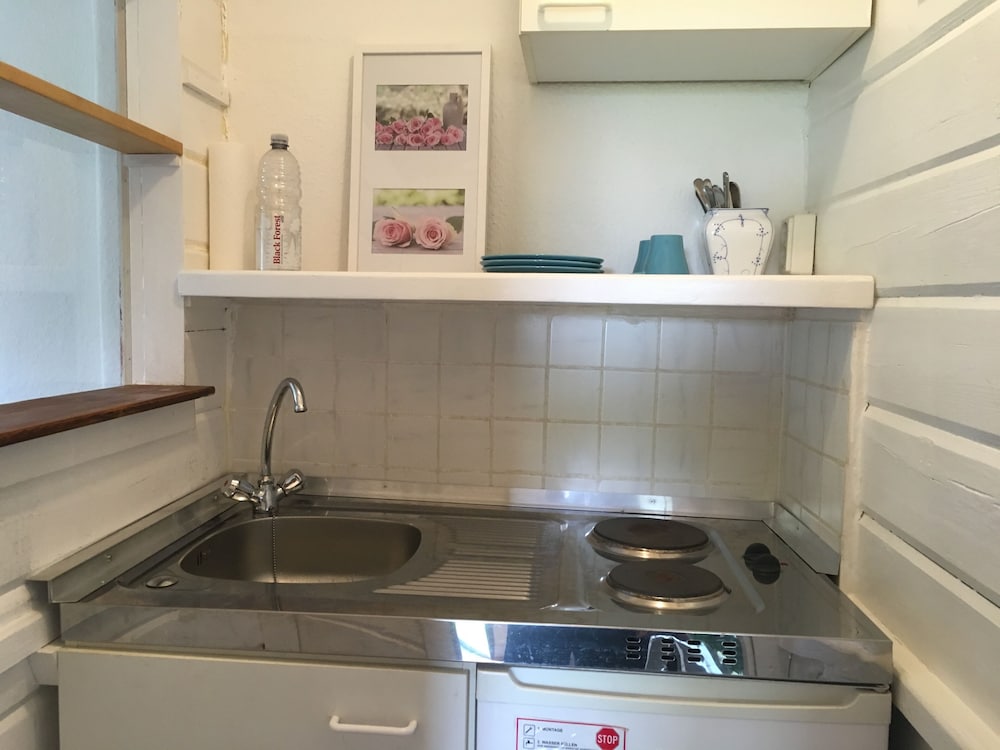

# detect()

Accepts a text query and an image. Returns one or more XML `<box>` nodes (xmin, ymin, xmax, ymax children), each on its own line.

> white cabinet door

<box><xmin>519</xmin><ymin>0</ymin><xmax>873</xmax><ymax>82</ymax></box>
<box><xmin>59</xmin><ymin>649</ymin><xmax>470</xmax><ymax>750</ymax></box>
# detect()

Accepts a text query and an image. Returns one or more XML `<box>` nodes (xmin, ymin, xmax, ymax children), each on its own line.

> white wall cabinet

<box><xmin>519</xmin><ymin>0</ymin><xmax>873</xmax><ymax>82</ymax></box>
<box><xmin>59</xmin><ymin>649</ymin><xmax>471</xmax><ymax>750</ymax></box>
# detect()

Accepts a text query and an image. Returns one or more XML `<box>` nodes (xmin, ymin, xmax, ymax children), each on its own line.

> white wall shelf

<box><xmin>177</xmin><ymin>271</ymin><xmax>875</xmax><ymax>309</ymax></box>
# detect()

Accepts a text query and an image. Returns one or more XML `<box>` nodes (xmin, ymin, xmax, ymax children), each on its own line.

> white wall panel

<box><xmin>808</xmin><ymin>2</ymin><xmax>1000</xmax><ymax>202</ymax></box>
<box><xmin>847</xmin><ymin>517</ymin><xmax>1000</xmax><ymax>744</ymax></box>
<box><xmin>813</xmin><ymin>145</ymin><xmax>1000</xmax><ymax>290</ymax></box>
<box><xmin>866</xmin><ymin>299</ymin><xmax>1000</xmax><ymax>437</ymax></box>
<box><xmin>807</xmin><ymin>1</ymin><xmax>1000</xmax><ymax>746</ymax></box>
<box><xmin>809</xmin><ymin>0</ymin><xmax>996</xmax><ymax>115</ymax></box>
<box><xmin>861</xmin><ymin>407</ymin><xmax>1000</xmax><ymax>606</ymax></box>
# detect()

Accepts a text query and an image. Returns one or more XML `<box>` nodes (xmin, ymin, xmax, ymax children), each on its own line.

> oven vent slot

<box><xmin>651</xmin><ymin>635</ymin><xmax>744</xmax><ymax>672</ymax></box>
<box><xmin>658</xmin><ymin>636</ymin><xmax>678</xmax><ymax>666</ymax></box>
<box><xmin>721</xmin><ymin>640</ymin><xmax>739</xmax><ymax>666</ymax></box>
<box><xmin>685</xmin><ymin>640</ymin><xmax>704</xmax><ymax>664</ymax></box>
<box><xmin>624</xmin><ymin>635</ymin><xmax>643</xmax><ymax>661</ymax></box>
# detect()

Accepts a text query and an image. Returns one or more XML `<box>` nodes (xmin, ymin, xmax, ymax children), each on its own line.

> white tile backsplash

<box><xmin>495</xmin><ymin>312</ymin><xmax>548</xmax><ymax>366</ymax></box>
<box><xmin>493</xmin><ymin>366</ymin><xmax>546</xmax><ymax>419</ymax></box>
<box><xmin>333</xmin><ymin>360</ymin><xmax>386</xmax><ymax>413</ymax></box>
<box><xmin>440</xmin><ymin>364</ymin><xmax>492</xmax><ymax>418</ymax></box>
<box><xmin>715</xmin><ymin>320</ymin><xmax>783</xmax><ymax>373</ymax></box>
<box><xmin>283</xmin><ymin>307</ymin><xmax>337</xmax><ymax>362</ymax></box>
<box><xmin>225</xmin><ymin>302</ymin><xmax>786</xmax><ymax>497</ymax></box>
<box><xmin>656</xmin><ymin>372</ymin><xmax>711</xmax><ymax>426</ymax></box>
<box><xmin>439</xmin><ymin>418</ymin><xmax>491</xmax><ymax>472</ymax></box>
<box><xmin>387</xmin><ymin>415</ymin><xmax>438</xmax><ymax>468</ymax></box>
<box><xmin>332</xmin><ymin>412</ymin><xmax>386</xmax><ymax>468</ymax></box>
<box><xmin>387</xmin><ymin>363</ymin><xmax>439</xmax><ymax>415</ymax></box>
<box><xmin>332</xmin><ymin>305</ymin><xmax>386</xmax><ymax>361</ymax></box>
<box><xmin>712</xmin><ymin>374</ymin><xmax>775</xmax><ymax>429</ymax></box>
<box><xmin>709</xmin><ymin>429</ymin><xmax>773</xmax><ymax>485</ymax></box>
<box><xmin>546</xmin><ymin>422</ymin><xmax>600</xmax><ymax>477</ymax></box>
<box><xmin>388</xmin><ymin>306</ymin><xmax>440</xmax><ymax>362</ymax></box>
<box><xmin>779</xmin><ymin>312</ymin><xmax>860</xmax><ymax>548</ymax></box>
<box><xmin>604</xmin><ymin>318</ymin><xmax>659</xmax><ymax>369</ymax></box>
<box><xmin>492</xmin><ymin>420</ymin><xmax>545</xmax><ymax>474</ymax></box>
<box><xmin>806</xmin><ymin>321</ymin><xmax>831</xmax><ymax>384</ymax></box>
<box><xmin>440</xmin><ymin>308</ymin><xmax>496</xmax><ymax>364</ymax></box>
<box><xmin>654</xmin><ymin>426</ymin><xmax>710</xmax><ymax>481</ymax></box>
<box><xmin>548</xmin><ymin>369</ymin><xmax>601</xmax><ymax>422</ymax></box>
<box><xmin>550</xmin><ymin>314</ymin><xmax>604</xmax><ymax>367</ymax></box>
<box><xmin>601</xmin><ymin>370</ymin><xmax>656</xmax><ymax>424</ymax></box>
<box><xmin>599</xmin><ymin>425</ymin><xmax>654</xmax><ymax>478</ymax></box>
<box><xmin>659</xmin><ymin>319</ymin><xmax>715</xmax><ymax>371</ymax></box>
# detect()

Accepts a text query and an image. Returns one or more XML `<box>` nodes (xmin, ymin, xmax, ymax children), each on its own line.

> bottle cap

<box><xmin>270</xmin><ymin>133</ymin><xmax>289</xmax><ymax>148</ymax></box>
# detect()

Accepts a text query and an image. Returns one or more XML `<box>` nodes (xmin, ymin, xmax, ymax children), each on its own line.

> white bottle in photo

<box><xmin>255</xmin><ymin>133</ymin><xmax>302</xmax><ymax>270</ymax></box>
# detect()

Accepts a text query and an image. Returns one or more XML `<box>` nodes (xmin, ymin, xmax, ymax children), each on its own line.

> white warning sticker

<box><xmin>516</xmin><ymin>718</ymin><xmax>627</xmax><ymax>750</ymax></box>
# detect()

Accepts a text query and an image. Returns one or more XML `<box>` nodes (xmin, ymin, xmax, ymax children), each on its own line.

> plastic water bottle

<box><xmin>255</xmin><ymin>133</ymin><xmax>302</xmax><ymax>270</ymax></box>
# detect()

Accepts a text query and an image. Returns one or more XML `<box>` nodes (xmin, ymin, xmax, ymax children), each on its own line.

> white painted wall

<box><xmin>221</xmin><ymin>1</ymin><xmax>809</xmax><ymax>274</ymax></box>
<box><xmin>806</xmin><ymin>0</ymin><xmax>1000</xmax><ymax>747</ymax></box>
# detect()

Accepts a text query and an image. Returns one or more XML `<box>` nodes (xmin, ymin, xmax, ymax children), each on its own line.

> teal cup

<box><xmin>645</xmin><ymin>234</ymin><xmax>688</xmax><ymax>274</ymax></box>
<box><xmin>632</xmin><ymin>239</ymin><xmax>651</xmax><ymax>273</ymax></box>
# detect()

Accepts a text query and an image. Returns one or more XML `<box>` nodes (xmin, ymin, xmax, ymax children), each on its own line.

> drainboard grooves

<box><xmin>375</xmin><ymin>560</ymin><xmax>534</xmax><ymax>600</ymax></box>
<box><xmin>375</xmin><ymin>518</ymin><xmax>544</xmax><ymax>600</ymax></box>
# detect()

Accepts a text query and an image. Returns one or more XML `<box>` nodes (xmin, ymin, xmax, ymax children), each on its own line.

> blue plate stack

<box><xmin>481</xmin><ymin>254</ymin><xmax>604</xmax><ymax>273</ymax></box>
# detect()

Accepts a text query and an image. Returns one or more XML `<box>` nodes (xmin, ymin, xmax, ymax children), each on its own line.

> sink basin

<box><xmin>179</xmin><ymin>516</ymin><xmax>422</xmax><ymax>583</ymax></box>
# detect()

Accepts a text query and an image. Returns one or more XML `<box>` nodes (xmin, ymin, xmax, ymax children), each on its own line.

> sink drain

<box><xmin>145</xmin><ymin>575</ymin><xmax>179</xmax><ymax>589</ymax></box>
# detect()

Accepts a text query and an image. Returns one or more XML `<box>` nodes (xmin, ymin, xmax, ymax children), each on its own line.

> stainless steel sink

<box><xmin>179</xmin><ymin>516</ymin><xmax>422</xmax><ymax>583</ymax></box>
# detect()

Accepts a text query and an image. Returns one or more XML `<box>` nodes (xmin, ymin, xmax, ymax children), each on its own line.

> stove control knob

<box><xmin>742</xmin><ymin>542</ymin><xmax>771</xmax><ymax>564</ymax></box>
<box><xmin>750</xmin><ymin>554</ymin><xmax>782</xmax><ymax>584</ymax></box>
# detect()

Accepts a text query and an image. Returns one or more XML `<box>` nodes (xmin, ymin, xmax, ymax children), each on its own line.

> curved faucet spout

<box><xmin>260</xmin><ymin>377</ymin><xmax>307</xmax><ymax>480</ymax></box>
<box><xmin>221</xmin><ymin>377</ymin><xmax>308</xmax><ymax>513</ymax></box>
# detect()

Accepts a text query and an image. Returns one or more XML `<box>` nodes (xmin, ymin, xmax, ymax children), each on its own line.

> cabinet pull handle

<box><xmin>538</xmin><ymin>3</ymin><xmax>612</xmax><ymax>29</ymax></box>
<box><xmin>329</xmin><ymin>715</ymin><xmax>418</xmax><ymax>736</ymax></box>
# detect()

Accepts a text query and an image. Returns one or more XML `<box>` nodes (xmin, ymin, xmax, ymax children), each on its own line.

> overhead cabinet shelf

<box><xmin>0</xmin><ymin>60</ymin><xmax>182</xmax><ymax>155</ymax></box>
<box><xmin>177</xmin><ymin>271</ymin><xmax>875</xmax><ymax>309</ymax></box>
<box><xmin>519</xmin><ymin>1</ymin><xmax>873</xmax><ymax>82</ymax></box>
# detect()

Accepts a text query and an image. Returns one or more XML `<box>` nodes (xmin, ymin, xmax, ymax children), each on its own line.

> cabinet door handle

<box><xmin>538</xmin><ymin>3</ymin><xmax>612</xmax><ymax>29</ymax></box>
<box><xmin>329</xmin><ymin>715</ymin><xmax>418</xmax><ymax>736</ymax></box>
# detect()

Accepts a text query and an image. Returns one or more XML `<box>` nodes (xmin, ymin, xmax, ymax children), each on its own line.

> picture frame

<box><xmin>347</xmin><ymin>46</ymin><xmax>491</xmax><ymax>272</ymax></box>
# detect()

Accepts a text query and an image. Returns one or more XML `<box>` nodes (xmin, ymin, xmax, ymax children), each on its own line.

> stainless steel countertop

<box><xmin>34</xmin><ymin>477</ymin><xmax>892</xmax><ymax>689</ymax></box>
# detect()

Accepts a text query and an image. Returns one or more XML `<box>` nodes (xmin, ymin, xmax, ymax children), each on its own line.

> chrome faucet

<box><xmin>222</xmin><ymin>377</ymin><xmax>308</xmax><ymax>514</ymax></box>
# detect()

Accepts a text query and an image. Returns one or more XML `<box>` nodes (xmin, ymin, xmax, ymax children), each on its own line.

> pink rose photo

<box><xmin>374</xmin><ymin>84</ymin><xmax>468</xmax><ymax>151</ymax></box>
<box><xmin>371</xmin><ymin>188</ymin><xmax>464</xmax><ymax>256</ymax></box>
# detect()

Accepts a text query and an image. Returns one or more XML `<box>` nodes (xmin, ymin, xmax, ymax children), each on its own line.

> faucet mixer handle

<box><xmin>276</xmin><ymin>469</ymin><xmax>305</xmax><ymax>499</ymax></box>
<box><xmin>221</xmin><ymin>476</ymin><xmax>258</xmax><ymax>505</ymax></box>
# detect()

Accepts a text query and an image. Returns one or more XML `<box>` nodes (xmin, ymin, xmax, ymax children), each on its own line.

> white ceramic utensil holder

<box><xmin>702</xmin><ymin>208</ymin><xmax>774</xmax><ymax>275</ymax></box>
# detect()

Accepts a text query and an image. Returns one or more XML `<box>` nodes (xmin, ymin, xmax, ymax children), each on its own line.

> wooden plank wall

<box><xmin>0</xmin><ymin>402</ymin><xmax>225</xmax><ymax>747</ymax></box>
<box><xmin>807</xmin><ymin>1</ymin><xmax>1000</xmax><ymax>747</ymax></box>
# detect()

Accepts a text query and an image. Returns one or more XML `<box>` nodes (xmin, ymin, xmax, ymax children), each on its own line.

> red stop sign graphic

<box><xmin>596</xmin><ymin>728</ymin><xmax>620</xmax><ymax>750</ymax></box>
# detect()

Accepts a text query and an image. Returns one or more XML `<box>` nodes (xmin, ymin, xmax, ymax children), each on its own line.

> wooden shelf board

<box><xmin>0</xmin><ymin>60</ymin><xmax>182</xmax><ymax>155</ymax></box>
<box><xmin>0</xmin><ymin>385</ymin><xmax>215</xmax><ymax>448</ymax></box>
<box><xmin>177</xmin><ymin>270</ymin><xmax>876</xmax><ymax>309</ymax></box>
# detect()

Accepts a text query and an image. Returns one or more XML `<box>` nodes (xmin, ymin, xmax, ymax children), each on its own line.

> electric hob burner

<box><xmin>587</xmin><ymin>517</ymin><xmax>712</xmax><ymax>563</ymax></box>
<box><xmin>604</xmin><ymin>560</ymin><xmax>729</xmax><ymax>613</ymax></box>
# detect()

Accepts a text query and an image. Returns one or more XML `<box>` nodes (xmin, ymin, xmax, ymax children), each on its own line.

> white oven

<box><xmin>476</xmin><ymin>666</ymin><xmax>890</xmax><ymax>750</ymax></box>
